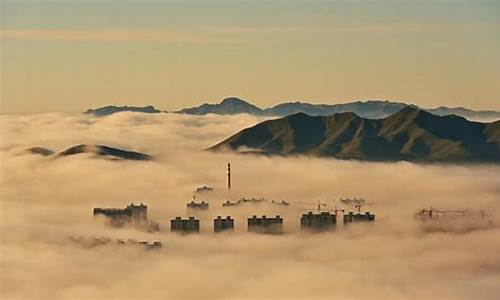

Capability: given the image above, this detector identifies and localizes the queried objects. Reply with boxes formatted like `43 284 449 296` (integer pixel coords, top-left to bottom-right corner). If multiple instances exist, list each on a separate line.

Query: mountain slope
209 107 500 163
85 105 161 117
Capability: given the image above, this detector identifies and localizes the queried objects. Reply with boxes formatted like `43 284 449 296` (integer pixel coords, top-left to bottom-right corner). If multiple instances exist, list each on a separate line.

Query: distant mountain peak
85 105 161 117
220 97 251 105
177 97 263 115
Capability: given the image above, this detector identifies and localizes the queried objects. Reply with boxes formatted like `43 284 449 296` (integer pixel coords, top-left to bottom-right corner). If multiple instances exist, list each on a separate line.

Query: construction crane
339 197 371 213
295 200 346 214
295 200 327 212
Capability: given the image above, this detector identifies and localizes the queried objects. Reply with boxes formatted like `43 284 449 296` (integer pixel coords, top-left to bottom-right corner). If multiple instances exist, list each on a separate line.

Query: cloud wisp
2 22 496 44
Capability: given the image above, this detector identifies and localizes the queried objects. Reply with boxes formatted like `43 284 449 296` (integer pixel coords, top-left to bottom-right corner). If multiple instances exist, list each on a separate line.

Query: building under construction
93 203 159 231
300 211 337 232
248 215 283 235
93 203 147 221
214 216 234 233
170 217 200 234
414 207 494 232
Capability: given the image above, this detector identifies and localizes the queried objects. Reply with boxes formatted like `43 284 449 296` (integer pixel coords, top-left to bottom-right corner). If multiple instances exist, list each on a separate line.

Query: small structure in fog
214 216 234 233
272 200 290 206
248 215 283 235
300 211 336 232
195 186 214 193
187 200 209 211
222 197 269 208
222 200 238 207
139 241 162 250
240 197 267 204
170 216 200 234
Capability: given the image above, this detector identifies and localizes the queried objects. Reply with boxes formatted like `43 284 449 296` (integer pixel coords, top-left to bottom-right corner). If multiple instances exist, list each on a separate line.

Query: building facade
300 211 336 232
248 215 283 235
170 216 200 234
343 212 376 224
214 216 234 233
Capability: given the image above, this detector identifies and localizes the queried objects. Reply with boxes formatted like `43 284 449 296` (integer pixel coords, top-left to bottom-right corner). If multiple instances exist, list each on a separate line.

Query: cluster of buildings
89 164 496 240
93 201 376 235
414 208 487 222
168 211 375 235
68 235 162 249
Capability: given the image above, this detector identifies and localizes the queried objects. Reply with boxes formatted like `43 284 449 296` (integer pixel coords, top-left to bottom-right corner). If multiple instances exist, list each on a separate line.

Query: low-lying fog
1 112 499 299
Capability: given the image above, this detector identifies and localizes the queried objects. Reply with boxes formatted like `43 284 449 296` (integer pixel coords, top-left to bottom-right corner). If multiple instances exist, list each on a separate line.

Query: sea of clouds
1 112 499 299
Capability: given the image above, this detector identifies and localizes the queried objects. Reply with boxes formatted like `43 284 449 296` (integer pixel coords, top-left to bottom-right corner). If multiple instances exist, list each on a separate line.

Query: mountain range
85 98 500 121
209 106 500 163
178 97 500 121
26 144 152 161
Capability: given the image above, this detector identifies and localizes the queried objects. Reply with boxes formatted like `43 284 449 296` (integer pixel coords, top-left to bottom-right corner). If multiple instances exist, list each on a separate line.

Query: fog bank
1 112 499 300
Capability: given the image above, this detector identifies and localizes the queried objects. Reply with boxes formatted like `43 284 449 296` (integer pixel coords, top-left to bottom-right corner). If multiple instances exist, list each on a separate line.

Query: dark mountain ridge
58 144 152 161
209 107 500 163
25 144 152 161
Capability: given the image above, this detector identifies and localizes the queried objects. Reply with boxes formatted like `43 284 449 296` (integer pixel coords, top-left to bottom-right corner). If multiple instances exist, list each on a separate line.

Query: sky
1 0 500 114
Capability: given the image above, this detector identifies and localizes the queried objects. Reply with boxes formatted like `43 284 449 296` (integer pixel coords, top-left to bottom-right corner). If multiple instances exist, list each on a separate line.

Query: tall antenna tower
227 162 231 190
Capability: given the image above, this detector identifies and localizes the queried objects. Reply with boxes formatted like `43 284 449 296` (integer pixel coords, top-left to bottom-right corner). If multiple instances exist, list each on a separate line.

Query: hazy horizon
4 96 500 116
2 0 500 114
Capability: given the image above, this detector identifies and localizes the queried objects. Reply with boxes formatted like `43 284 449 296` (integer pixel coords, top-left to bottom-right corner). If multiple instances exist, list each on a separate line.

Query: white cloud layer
1 112 500 299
